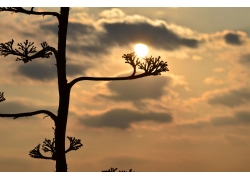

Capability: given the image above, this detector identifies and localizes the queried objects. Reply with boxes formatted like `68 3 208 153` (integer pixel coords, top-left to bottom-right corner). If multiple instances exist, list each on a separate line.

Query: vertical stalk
55 7 69 172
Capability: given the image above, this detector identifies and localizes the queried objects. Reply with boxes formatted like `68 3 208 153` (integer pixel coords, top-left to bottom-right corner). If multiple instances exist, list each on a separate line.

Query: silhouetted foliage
0 39 55 63
29 127 83 160
102 167 136 172
0 92 5 102
122 52 169 76
0 7 169 172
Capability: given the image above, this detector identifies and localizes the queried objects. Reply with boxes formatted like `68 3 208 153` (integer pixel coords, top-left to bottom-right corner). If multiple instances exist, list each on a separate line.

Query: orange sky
1 7 250 172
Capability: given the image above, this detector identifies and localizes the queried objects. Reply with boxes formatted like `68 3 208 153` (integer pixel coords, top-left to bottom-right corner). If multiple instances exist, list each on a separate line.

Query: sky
0 6 250 172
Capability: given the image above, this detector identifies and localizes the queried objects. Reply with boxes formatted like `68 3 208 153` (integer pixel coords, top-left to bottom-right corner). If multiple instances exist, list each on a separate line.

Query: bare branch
68 73 149 89
0 110 57 122
0 92 5 102
0 40 57 63
68 52 169 89
0 7 59 19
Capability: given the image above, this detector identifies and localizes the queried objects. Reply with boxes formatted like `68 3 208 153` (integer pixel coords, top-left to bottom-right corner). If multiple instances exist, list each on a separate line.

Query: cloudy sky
1 7 250 172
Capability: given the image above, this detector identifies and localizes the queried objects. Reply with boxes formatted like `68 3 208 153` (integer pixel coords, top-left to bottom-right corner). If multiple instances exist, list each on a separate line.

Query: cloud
207 87 250 107
99 22 199 50
67 44 109 57
66 63 89 77
80 108 173 129
204 77 224 86
0 100 57 115
211 111 250 126
18 61 57 81
98 75 171 101
18 61 89 81
0 101 34 114
41 22 95 41
180 111 250 128
42 8 200 56
224 33 243 45
239 54 250 65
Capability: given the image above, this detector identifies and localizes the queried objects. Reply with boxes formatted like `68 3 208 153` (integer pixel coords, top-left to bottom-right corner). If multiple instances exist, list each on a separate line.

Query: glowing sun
134 43 148 57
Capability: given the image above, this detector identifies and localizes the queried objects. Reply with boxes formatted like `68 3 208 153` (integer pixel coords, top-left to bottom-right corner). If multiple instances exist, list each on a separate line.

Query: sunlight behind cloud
134 43 148 57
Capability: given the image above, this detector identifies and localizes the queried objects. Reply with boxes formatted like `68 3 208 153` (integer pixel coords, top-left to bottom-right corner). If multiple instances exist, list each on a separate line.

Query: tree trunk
55 7 70 172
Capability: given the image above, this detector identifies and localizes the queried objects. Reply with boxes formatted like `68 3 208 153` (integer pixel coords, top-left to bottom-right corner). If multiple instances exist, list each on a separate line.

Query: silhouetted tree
0 7 169 172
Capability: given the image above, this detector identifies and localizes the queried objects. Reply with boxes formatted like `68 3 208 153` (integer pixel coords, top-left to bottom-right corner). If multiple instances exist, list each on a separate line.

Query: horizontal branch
68 52 169 89
29 45 58 61
68 73 149 89
0 110 57 122
0 40 57 63
0 7 60 19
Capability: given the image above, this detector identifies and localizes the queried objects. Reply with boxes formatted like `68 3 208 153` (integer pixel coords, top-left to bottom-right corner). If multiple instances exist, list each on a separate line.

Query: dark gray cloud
0 100 57 115
180 111 250 129
47 20 199 56
80 108 173 129
18 61 88 81
224 33 243 45
100 22 199 50
239 54 250 65
98 75 171 101
67 44 109 57
0 101 34 114
66 63 88 77
207 87 250 107
41 22 94 40
18 61 57 81
211 111 250 126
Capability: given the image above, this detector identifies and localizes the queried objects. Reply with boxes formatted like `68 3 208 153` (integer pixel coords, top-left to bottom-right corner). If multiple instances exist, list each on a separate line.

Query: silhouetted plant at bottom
0 92 5 102
102 167 137 172
29 127 83 160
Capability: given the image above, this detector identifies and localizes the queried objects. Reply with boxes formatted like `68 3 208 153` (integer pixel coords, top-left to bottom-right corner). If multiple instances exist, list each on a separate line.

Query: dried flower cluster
122 52 169 76
0 39 53 63
102 167 135 172
0 92 5 102
29 128 83 160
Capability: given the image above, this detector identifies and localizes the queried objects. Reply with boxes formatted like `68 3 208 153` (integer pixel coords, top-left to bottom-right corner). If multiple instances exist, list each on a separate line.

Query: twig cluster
0 40 53 63
102 167 135 172
65 136 83 153
29 128 83 160
122 52 169 76
0 92 5 102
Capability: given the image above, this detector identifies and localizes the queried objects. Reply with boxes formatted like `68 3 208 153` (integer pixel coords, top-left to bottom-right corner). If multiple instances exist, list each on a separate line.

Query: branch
65 136 83 153
29 133 83 161
0 110 57 122
29 144 54 160
42 138 56 160
0 92 5 102
0 7 60 19
0 40 57 63
68 72 150 89
68 52 169 89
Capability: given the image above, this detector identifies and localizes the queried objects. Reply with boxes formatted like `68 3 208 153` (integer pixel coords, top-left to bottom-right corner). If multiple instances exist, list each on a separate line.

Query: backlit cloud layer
1 7 250 172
